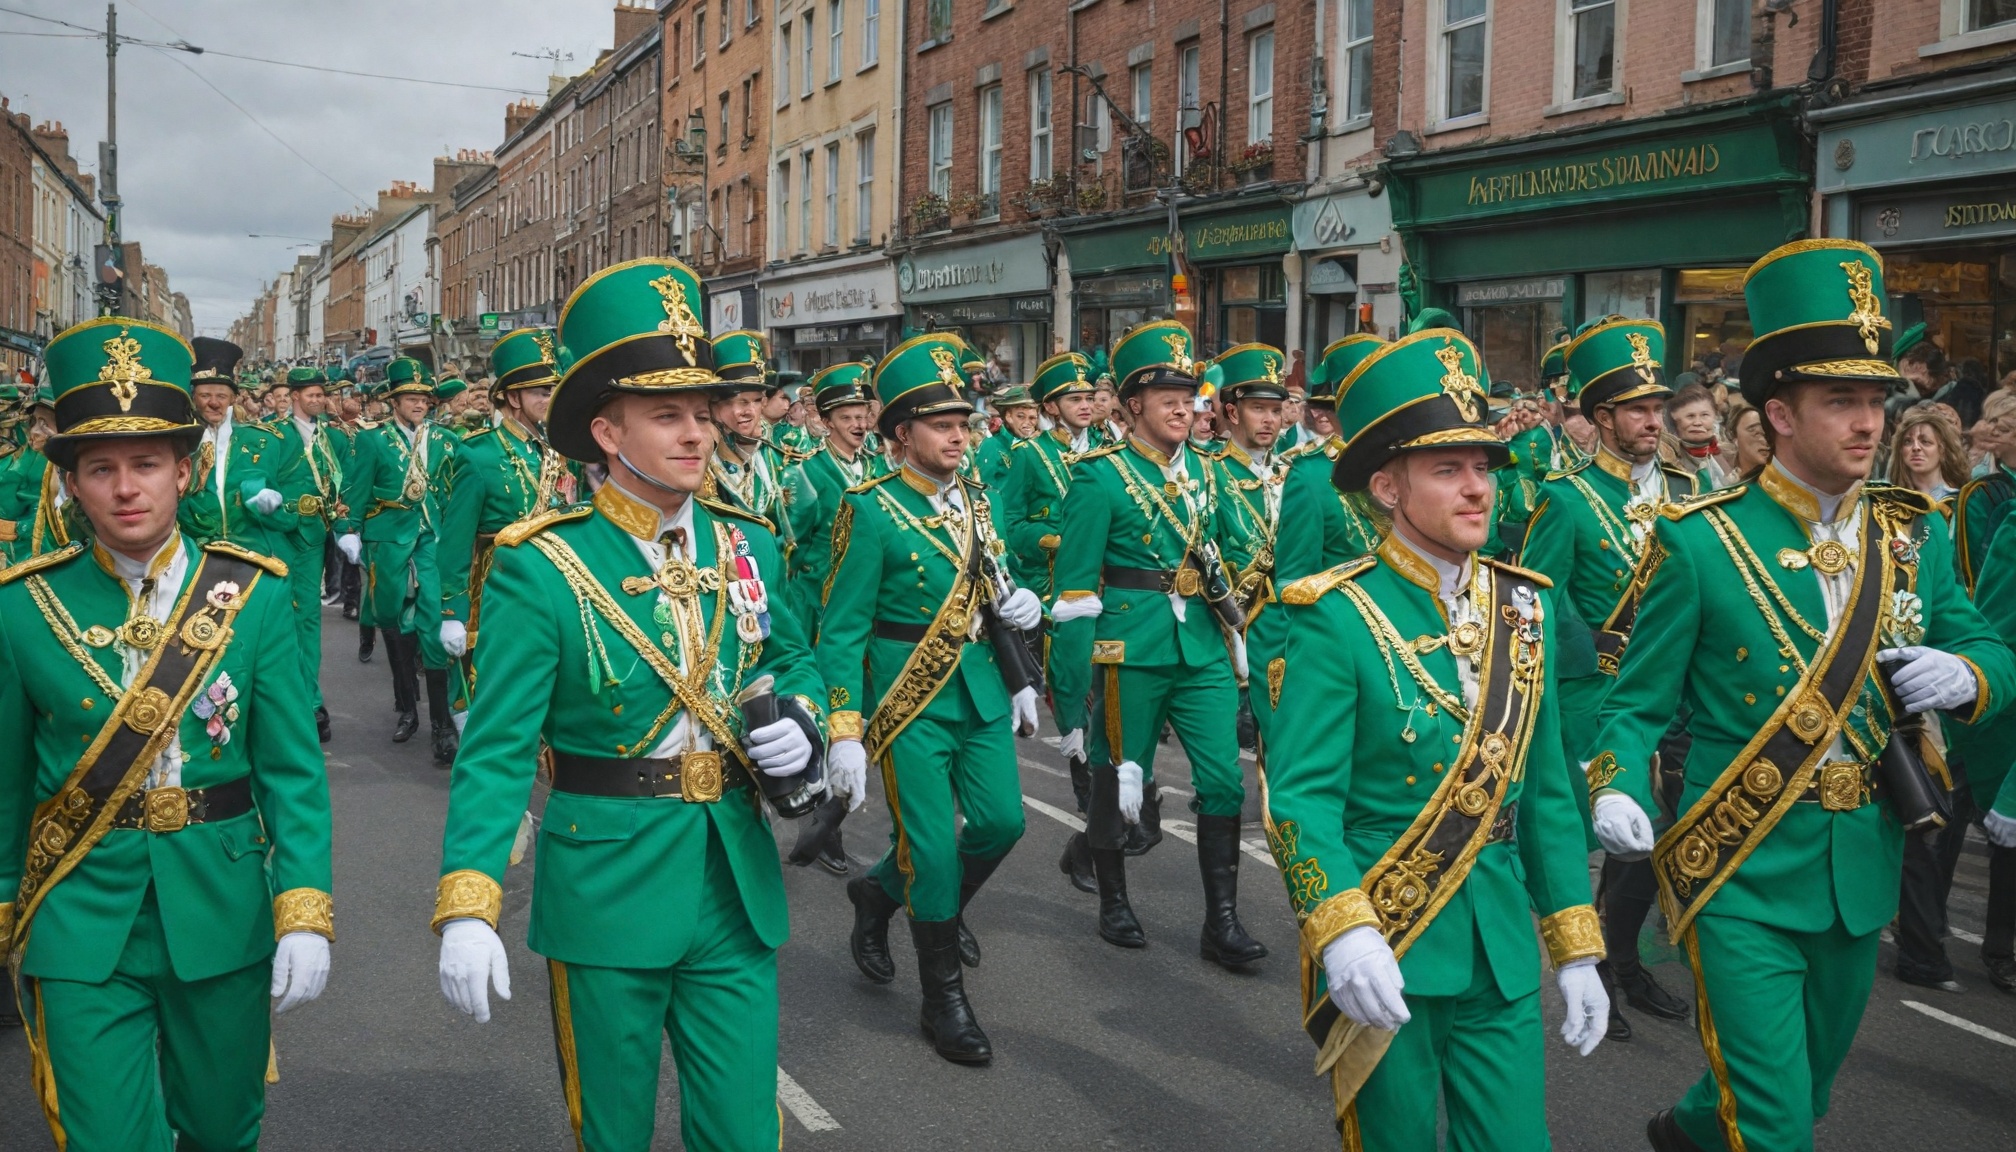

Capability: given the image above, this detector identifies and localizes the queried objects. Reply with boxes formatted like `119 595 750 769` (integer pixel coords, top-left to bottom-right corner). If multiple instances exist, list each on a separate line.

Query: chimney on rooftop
505 99 539 141
613 2 656 49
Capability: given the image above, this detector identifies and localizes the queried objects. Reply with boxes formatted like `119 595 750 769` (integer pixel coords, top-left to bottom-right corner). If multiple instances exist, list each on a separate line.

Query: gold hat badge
1436 339 1483 422
99 328 153 413
650 273 706 364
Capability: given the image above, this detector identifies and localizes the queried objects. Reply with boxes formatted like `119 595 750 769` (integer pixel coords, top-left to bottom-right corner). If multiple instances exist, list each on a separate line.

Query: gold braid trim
0 901 13 941
1300 888 1378 956
1585 750 1623 794
272 888 334 941
1540 905 1606 967
828 710 864 740
432 869 503 933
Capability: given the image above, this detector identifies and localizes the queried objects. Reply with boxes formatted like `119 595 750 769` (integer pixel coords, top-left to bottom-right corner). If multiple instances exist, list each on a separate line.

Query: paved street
5 604 2016 1150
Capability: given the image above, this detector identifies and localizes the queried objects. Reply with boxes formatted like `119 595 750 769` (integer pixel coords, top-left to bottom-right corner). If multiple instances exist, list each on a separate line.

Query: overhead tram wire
144 45 371 209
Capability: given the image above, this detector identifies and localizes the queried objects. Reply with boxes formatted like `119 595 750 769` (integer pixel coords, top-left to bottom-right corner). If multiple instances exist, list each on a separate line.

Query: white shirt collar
1392 524 1472 603
1775 460 1854 525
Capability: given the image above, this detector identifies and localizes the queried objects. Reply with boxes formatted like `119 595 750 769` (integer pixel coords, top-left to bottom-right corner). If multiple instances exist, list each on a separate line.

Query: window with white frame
928 103 954 197
779 22 792 105
863 0 880 66
824 142 840 246
802 12 815 97
979 84 1003 215
1970 0 2016 31
1029 68 1053 182
1567 0 1615 100
720 0 732 46
855 128 876 241
1131 63 1152 127
800 148 814 250
749 0 759 24
1340 0 1373 122
828 0 844 81
1247 30 1274 143
1439 0 1488 122
696 8 708 61
776 159 791 254
1177 42 1200 173
1703 0 1750 66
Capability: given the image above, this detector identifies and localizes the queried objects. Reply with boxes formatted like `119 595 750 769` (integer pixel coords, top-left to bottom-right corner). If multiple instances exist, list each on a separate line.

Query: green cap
872 333 975 437
1739 238 1902 406
1311 334 1385 408
491 326 564 391
385 353 435 398
1332 328 1507 492
1568 317 1672 417
548 258 719 462
42 316 200 470
1893 322 1928 363
286 366 325 387
1032 352 1096 403
1408 306 1458 334
1540 338 1570 384
810 362 873 412
435 374 468 401
1209 343 1290 404
712 330 771 390
1110 320 1199 397
993 384 1037 409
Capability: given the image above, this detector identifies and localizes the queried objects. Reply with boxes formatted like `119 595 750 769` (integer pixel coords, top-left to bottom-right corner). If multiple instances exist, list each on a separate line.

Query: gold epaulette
845 471 903 495
1542 458 1592 482
1660 485 1746 520
698 495 774 533
496 503 592 547
1866 483 1936 517
460 425 496 443
1481 556 1553 589
1278 555 1377 605
1073 442 1126 463
202 541 289 577
0 540 84 585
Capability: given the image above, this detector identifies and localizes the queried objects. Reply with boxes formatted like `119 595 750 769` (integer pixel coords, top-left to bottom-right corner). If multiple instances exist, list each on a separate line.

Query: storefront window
1466 302 1563 394
1215 264 1286 353
1584 268 1661 320
1887 250 2016 389
1675 268 1751 381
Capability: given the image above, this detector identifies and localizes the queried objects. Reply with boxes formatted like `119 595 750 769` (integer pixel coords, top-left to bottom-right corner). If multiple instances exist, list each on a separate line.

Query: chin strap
616 449 689 495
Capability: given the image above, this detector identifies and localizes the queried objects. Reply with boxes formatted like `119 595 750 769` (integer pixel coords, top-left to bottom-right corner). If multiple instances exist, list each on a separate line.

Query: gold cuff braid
432 870 503 934
272 888 334 941
1300 888 1379 956
0 901 14 942
1540 905 1606 967
828 711 864 740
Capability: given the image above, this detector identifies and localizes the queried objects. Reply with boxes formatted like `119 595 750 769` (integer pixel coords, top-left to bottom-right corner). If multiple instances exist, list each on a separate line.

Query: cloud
0 0 624 333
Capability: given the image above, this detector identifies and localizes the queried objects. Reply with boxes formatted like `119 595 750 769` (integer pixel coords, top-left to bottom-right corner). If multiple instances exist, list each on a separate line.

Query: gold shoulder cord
871 486 965 567
1337 579 1468 743
1109 452 1204 560
1030 438 1072 498
25 576 123 698
1565 473 1646 565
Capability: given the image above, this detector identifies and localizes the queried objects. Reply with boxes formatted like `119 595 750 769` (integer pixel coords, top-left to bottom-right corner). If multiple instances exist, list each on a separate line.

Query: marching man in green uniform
433 259 827 1152
821 333 1045 1063
1002 352 1099 603
974 385 1038 488
178 338 307 561
271 365 346 744
1584 240 2015 1152
334 355 462 760
1047 321 1267 967
1265 326 1610 1152
1520 317 1698 1038
1205 345 1291 609
1 317 333 1151
706 330 794 526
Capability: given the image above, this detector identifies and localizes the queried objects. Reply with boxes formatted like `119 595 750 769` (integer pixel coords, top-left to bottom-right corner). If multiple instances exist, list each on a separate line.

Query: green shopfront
1383 94 1810 392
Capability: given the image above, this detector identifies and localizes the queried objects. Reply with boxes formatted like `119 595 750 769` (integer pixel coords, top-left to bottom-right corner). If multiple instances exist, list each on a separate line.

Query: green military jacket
1589 464 2014 936
335 418 461 547
1000 427 1084 598
708 436 792 529
1954 465 2015 595
973 428 1025 490
817 468 1014 730
1949 498 2016 815
1049 437 1247 733
781 442 883 635
265 414 347 539
0 446 58 563
1265 538 1598 999
177 417 311 557
0 535 332 982
437 418 574 627
435 484 824 965
1248 439 1385 692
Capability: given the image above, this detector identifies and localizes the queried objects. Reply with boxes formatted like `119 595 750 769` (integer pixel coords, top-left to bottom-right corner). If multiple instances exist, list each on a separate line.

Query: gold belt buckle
681 751 723 803
1174 566 1204 597
1818 761 1865 812
297 494 324 516
143 787 191 833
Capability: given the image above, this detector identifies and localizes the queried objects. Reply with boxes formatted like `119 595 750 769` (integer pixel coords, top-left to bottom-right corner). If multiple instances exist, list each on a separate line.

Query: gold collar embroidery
595 481 670 541
1759 460 1861 526
1593 443 1640 484
1377 533 1445 599
1127 434 1180 469
899 463 954 498
93 530 182 583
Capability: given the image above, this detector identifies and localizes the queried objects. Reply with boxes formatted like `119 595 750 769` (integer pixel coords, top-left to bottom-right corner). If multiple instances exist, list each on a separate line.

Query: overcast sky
0 0 624 335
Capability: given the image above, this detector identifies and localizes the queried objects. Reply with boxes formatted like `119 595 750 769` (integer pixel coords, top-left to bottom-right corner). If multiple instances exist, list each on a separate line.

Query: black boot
788 795 850 875
315 705 332 744
1617 959 1691 1021
1195 814 1267 968
1599 960 1631 1041
1092 848 1146 948
389 631 419 742
426 669 458 766
358 625 375 662
847 874 900 984
1645 1109 1709 1152
954 852 1007 969
911 918 991 1064
1124 786 1163 857
1058 831 1096 894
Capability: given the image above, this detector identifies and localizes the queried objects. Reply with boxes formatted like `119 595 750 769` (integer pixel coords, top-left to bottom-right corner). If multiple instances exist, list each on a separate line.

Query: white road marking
1952 927 1985 945
1900 1000 2016 1048
1164 819 1279 870
1023 795 1085 831
1016 756 1067 778
777 1067 840 1131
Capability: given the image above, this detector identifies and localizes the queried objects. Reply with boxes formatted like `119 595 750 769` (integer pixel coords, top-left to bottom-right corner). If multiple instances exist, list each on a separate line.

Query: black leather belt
550 751 747 799
873 619 930 643
109 776 254 833
1103 565 1180 592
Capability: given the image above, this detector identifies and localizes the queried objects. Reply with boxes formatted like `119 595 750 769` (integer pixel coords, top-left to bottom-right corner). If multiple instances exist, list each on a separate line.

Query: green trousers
1348 926 1546 1152
872 681 1026 921
30 889 271 1152
359 539 414 633
1087 659 1244 818
545 828 781 1152
289 532 326 709
1674 913 1879 1152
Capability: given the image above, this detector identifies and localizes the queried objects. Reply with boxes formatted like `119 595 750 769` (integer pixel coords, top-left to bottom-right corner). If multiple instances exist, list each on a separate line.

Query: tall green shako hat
810 361 872 412
872 332 976 438
1332 328 1506 492
1110 319 1199 398
1031 352 1096 404
1569 316 1672 418
490 326 564 392
384 348 435 399
43 316 201 470
548 258 720 462
1739 238 1902 407
712 330 772 391
190 336 245 390
1209 343 1290 404
1309 334 1384 410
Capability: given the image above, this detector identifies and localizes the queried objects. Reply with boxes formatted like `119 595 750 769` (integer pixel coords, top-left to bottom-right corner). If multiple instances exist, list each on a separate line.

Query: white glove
1051 594 1104 623
1592 791 1656 860
270 931 330 1014
1984 809 2016 848
827 739 869 812
440 620 468 658
1556 957 1609 1056
1878 647 1979 714
1010 686 1039 737
249 487 283 515
439 918 512 1023
452 708 468 735
1322 925 1411 1032
1229 630 1249 682
336 533 362 565
1060 729 1086 761
1116 760 1144 824
999 587 1044 631
743 718 812 777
